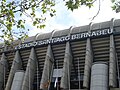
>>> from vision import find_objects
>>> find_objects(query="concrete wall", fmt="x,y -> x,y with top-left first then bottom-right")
110,88 -> 120,90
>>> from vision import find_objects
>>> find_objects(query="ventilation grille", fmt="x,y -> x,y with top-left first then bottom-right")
91,37 -> 110,62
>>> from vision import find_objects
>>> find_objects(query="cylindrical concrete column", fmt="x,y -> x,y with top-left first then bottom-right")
90,62 -> 108,90
11,70 -> 25,90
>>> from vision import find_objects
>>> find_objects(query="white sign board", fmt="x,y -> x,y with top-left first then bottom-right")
52,69 -> 63,77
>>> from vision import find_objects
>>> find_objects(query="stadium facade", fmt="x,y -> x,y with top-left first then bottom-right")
0,19 -> 120,90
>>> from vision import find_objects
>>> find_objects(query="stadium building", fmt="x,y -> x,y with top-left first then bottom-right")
0,19 -> 120,90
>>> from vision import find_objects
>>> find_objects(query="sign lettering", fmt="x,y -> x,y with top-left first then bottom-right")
15,29 -> 113,49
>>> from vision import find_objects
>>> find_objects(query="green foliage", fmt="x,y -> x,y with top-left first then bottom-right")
111,1 -> 120,13
0,0 -> 119,45
65,0 -> 94,11
0,0 -> 56,44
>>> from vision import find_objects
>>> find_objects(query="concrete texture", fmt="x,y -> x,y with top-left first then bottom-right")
22,47 -> 37,90
40,45 -> 54,90
83,38 -> 93,88
90,63 -> 108,90
5,50 -> 22,90
60,42 -> 73,89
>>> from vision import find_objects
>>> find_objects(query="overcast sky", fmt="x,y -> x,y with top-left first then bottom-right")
26,0 -> 120,36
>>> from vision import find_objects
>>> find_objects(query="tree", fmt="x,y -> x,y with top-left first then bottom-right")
0,0 -> 120,44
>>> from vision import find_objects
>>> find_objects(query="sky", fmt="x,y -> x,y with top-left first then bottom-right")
25,0 -> 120,36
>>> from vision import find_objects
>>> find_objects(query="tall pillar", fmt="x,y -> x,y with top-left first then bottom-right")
5,50 -> 22,90
22,47 -> 37,90
0,53 -> 8,90
109,34 -> 117,87
40,45 -> 54,90
83,38 -> 93,88
90,63 -> 108,90
60,42 -> 72,89
109,18 -> 117,87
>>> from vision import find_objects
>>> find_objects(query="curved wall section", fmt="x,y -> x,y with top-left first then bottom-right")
11,71 -> 24,90
90,63 -> 108,90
